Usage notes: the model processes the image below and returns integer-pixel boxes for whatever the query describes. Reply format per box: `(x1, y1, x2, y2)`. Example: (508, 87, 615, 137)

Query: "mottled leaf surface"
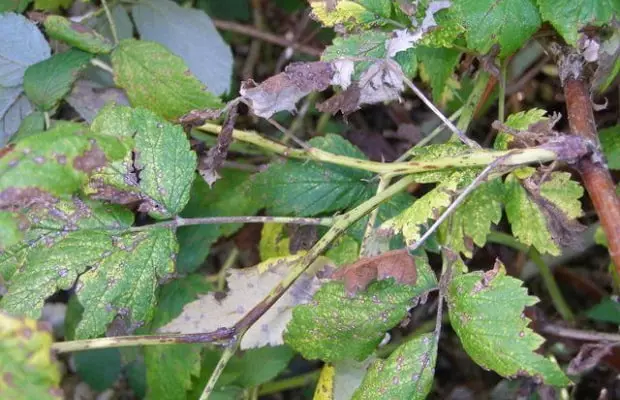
(75, 228, 177, 338)
(444, 178, 504, 257)
(352, 333, 437, 400)
(23, 49, 93, 111)
(310, 0, 393, 29)
(453, 0, 541, 56)
(254, 134, 375, 216)
(0, 312, 62, 400)
(536, 0, 620, 45)
(447, 261, 570, 386)
(284, 254, 437, 361)
(111, 39, 223, 120)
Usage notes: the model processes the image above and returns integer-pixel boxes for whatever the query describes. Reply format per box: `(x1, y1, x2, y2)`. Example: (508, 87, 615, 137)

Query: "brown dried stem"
(559, 52, 620, 271)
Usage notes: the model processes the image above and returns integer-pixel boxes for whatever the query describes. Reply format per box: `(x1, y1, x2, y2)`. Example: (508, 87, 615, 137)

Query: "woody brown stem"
(562, 71, 620, 271)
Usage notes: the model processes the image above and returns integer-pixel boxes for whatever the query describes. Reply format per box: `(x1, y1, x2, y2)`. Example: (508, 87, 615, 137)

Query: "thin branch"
(212, 19, 322, 57)
(199, 340, 240, 400)
(541, 324, 620, 343)
(129, 215, 334, 232)
(90, 58, 114, 75)
(498, 58, 508, 123)
(100, 0, 118, 45)
(557, 47, 620, 270)
(400, 74, 481, 149)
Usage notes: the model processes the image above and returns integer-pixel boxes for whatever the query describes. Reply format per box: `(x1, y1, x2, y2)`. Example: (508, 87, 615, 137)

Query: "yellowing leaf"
(160, 255, 332, 349)
(259, 223, 291, 261)
(310, 0, 392, 29)
(539, 172, 584, 220)
(447, 261, 570, 386)
(0, 312, 63, 400)
(314, 364, 336, 400)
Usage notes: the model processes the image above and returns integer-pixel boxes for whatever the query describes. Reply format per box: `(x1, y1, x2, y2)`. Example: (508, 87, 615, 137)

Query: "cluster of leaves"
(0, 0, 619, 399)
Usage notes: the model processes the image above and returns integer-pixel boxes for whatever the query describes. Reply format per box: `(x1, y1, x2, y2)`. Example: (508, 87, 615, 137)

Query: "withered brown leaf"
(330, 249, 417, 295)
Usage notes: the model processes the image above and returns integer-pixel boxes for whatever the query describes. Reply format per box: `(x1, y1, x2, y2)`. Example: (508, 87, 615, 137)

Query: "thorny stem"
(199, 339, 240, 400)
(197, 123, 563, 175)
(560, 65, 620, 271)
(100, 0, 118, 45)
(400, 74, 481, 149)
(128, 215, 334, 232)
(487, 231, 575, 322)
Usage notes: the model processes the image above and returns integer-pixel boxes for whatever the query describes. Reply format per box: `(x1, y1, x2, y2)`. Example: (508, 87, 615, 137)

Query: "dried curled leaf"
(198, 104, 238, 187)
(331, 249, 417, 295)
(241, 61, 334, 118)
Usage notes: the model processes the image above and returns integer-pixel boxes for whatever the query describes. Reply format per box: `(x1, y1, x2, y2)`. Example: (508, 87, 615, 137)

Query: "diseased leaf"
(314, 359, 373, 400)
(536, 0, 619, 46)
(0, 312, 63, 400)
(241, 61, 334, 119)
(284, 254, 437, 362)
(352, 333, 437, 400)
(443, 178, 504, 257)
(415, 46, 461, 102)
(160, 255, 332, 349)
(254, 134, 375, 216)
(259, 223, 291, 261)
(381, 172, 468, 247)
(447, 261, 570, 386)
(453, 0, 541, 57)
(176, 169, 263, 273)
(132, 0, 233, 96)
(0, 122, 130, 206)
(494, 108, 548, 150)
(111, 39, 223, 120)
(43, 15, 114, 54)
(539, 172, 584, 220)
(132, 108, 197, 218)
(74, 227, 177, 338)
(593, 31, 620, 92)
(331, 249, 417, 295)
(309, 0, 393, 29)
(0, 13, 51, 87)
(144, 275, 211, 400)
(600, 125, 620, 170)
(23, 49, 93, 111)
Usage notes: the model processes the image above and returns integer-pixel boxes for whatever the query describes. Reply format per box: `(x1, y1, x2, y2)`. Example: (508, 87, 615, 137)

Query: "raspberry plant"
(0, 0, 619, 399)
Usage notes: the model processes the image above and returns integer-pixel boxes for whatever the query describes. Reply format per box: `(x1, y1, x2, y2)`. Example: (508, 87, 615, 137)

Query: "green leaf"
(111, 39, 223, 120)
(419, 5, 466, 48)
(43, 15, 114, 54)
(586, 297, 620, 325)
(447, 261, 570, 386)
(352, 333, 437, 400)
(349, 192, 415, 242)
(310, 0, 392, 29)
(144, 275, 212, 400)
(255, 134, 375, 216)
(0, 122, 130, 203)
(73, 348, 122, 391)
(12, 111, 45, 142)
(0, 0, 32, 12)
(416, 46, 461, 101)
(381, 172, 469, 247)
(453, 0, 541, 57)
(321, 31, 390, 78)
(34, 0, 72, 11)
(325, 234, 360, 265)
(23, 49, 93, 111)
(131, 108, 197, 218)
(284, 254, 437, 362)
(228, 345, 295, 388)
(600, 125, 620, 170)
(443, 178, 504, 257)
(539, 172, 584, 220)
(536, 0, 620, 45)
(494, 108, 548, 150)
(74, 228, 177, 338)
(177, 169, 263, 273)
(0, 312, 62, 400)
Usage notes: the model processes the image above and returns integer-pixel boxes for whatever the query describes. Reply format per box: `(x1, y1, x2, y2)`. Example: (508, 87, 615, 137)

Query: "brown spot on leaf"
(88, 179, 143, 205)
(0, 187, 56, 211)
(73, 143, 106, 173)
(317, 84, 361, 116)
(198, 104, 239, 187)
(331, 249, 417, 295)
(0, 143, 15, 158)
(472, 259, 502, 293)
